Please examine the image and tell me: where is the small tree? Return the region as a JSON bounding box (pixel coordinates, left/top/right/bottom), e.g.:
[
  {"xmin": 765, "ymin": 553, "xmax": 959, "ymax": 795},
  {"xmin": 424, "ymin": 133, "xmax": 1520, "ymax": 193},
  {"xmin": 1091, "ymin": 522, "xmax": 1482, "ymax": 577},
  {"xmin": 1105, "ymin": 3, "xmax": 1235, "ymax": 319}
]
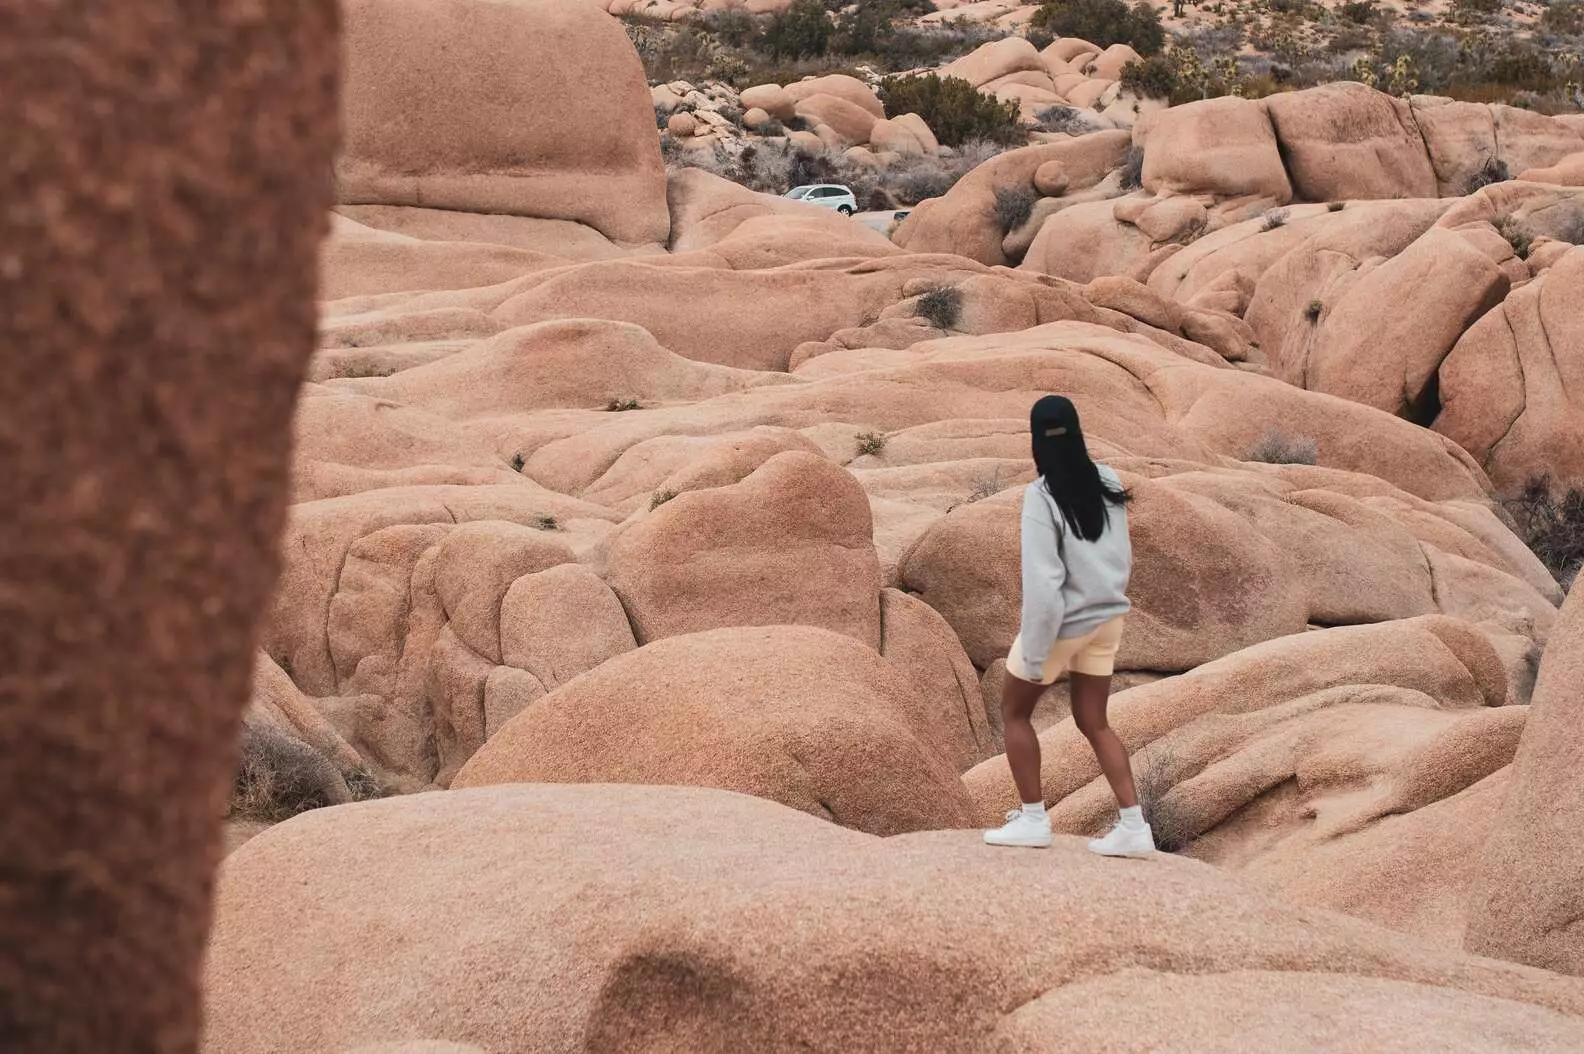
[
  {"xmin": 878, "ymin": 74, "xmax": 1023, "ymax": 146},
  {"xmin": 1031, "ymin": 0, "xmax": 1166, "ymax": 56},
  {"xmin": 760, "ymin": 0, "xmax": 832, "ymax": 59}
]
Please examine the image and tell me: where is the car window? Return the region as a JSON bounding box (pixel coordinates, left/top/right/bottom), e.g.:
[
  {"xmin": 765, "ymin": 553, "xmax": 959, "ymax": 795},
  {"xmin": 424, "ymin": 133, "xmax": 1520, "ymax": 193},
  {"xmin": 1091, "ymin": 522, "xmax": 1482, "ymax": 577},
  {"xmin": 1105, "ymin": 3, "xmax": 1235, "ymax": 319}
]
[
  {"xmin": 809, "ymin": 188, "xmax": 832, "ymax": 198},
  {"xmin": 786, "ymin": 186, "xmax": 810, "ymax": 199}
]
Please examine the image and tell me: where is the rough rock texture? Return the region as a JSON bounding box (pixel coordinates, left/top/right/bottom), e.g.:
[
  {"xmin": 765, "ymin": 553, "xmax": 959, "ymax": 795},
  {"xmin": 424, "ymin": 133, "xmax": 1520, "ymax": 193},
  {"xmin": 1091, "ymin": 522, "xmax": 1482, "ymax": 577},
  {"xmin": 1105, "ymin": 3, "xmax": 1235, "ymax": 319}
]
[
  {"xmin": 0, "ymin": 2, "xmax": 340, "ymax": 1050},
  {"xmin": 203, "ymin": 785, "xmax": 1584, "ymax": 1053},
  {"xmin": 1467, "ymin": 587, "xmax": 1584, "ymax": 974},
  {"xmin": 1436, "ymin": 247, "xmax": 1584, "ymax": 495},
  {"xmin": 1137, "ymin": 96, "xmax": 1292, "ymax": 203},
  {"xmin": 452, "ymin": 626, "xmax": 978, "ymax": 834},
  {"xmin": 338, "ymin": 0, "xmax": 668, "ymax": 244},
  {"xmin": 1264, "ymin": 83, "xmax": 1439, "ymax": 202},
  {"xmin": 964, "ymin": 617, "xmax": 1528, "ymax": 944},
  {"xmin": 892, "ymin": 133, "xmax": 1131, "ymax": 265},
  {"xmin": 605, "ymin": 451, "xmax": 884, "ymax": 647}
]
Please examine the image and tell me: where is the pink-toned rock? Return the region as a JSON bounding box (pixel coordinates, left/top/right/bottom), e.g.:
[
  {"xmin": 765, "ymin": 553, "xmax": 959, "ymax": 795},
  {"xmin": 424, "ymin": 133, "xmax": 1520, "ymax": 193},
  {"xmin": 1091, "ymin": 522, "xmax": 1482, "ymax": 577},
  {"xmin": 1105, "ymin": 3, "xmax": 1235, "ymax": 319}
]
[
  {"xmin": 942, "ymin": 35, "xmax": 1048, "ymax": 87},
  {"xmin": 878, "ymin": 588, "xmax": 995, "ymax": 771},
  {"xmin": 1520, "ymin": 150, "xmax": 1584, "ymax": 186},
  {"xmin": 740, "ymin": 82, "xmax": 797, "ymax": 121},
  {"xmin": 1467, "ymin": 585, "xmax": 1584, "ymax": 975},
  {"xmin": 204, "ymin": 784, "xmax": 1584, "ymax": 1053},
  {"xmin": 604, "ymin": 451, "xmax": 883, "ymax": 647},
  {"xmin": 498, "ymin": 564, "xmax": 635, "ymax": 690},
  {"xmin": 453, "ymin": 625, "xmax": 978, "ymax": 835},
  {"xmin": 1089, "ymin": 43, "xmax": 1141, "ymax": 80},
  {"xmin": 894, "ymin": 133, "xmax": 1132, "ymax": 265},
  {"xmin": 1436, "ymin": 246, "xmax": 1584, "ymax": 495},
  {"xmin": 1304, "ymin": 227, "xmax": 1510, "ymax": 420},
  {"xmin": 338, "ymin": 0, "xmax": 668, "ymax": 244},
  {"xmin": 1264, "ymin": 83, "xmax": 1438, "ymax": 202},
  {"xmin": 793, "ymin": 92, "xmax": 878, "ymax": 145},
  {"xmin": 782, "ymin": 74, "xmax": 883, "ymax": 118},
  {"xmin": 666, "ymin": 111, "xmax": 697, "ymax": 137},
  {"xmin": 1138, "ymin": 96, "xmax": 1292, "ymax": 203},
  {"xmin": 332, "ymin": 318, "xmax": 778, "ymax": 416},
  {"xmin": 870, "ymin": 115, "xmax": 936, "ymax": 156}
]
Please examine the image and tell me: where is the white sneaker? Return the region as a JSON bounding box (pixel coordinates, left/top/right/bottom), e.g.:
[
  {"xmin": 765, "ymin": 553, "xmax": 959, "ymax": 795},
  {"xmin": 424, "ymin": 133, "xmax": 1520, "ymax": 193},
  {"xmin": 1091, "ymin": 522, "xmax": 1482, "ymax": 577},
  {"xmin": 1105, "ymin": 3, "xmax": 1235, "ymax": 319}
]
[
  {"xmin": 1087, "ymin": 821, "xmax": 1156, "ymax": 858},
  {"xmin": 984, "ymin": 809, "xmax": 1053, "ymax": 848}
]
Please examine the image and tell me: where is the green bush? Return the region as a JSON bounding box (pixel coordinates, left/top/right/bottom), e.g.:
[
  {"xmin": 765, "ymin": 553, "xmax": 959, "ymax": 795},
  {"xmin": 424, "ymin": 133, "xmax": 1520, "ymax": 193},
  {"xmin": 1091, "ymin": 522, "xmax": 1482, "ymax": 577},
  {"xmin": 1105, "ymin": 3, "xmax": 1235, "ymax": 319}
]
[
  {"xmin": 1119, "ymin": 46, "xmax": 1245, "ymax": 104},
  {"xmin": 1119, "ymin": 54, "xmax": 1179, "ymax": 99},
  {"xmin": 1339, "ymin": 0, "xmax": 1378, "ymax": 23},
  {"xmin": 761, "ymin": 0, "xmax": 832, "ymax": 59},
  {"xmin": 1031, "ymin": 0, "xmax": 1166, "ymax": 56},
  {"xmin": 1450, "ymin": 0, "xmax": 1503, "ymax": 23},
  {"xmin": 878, "ymin": 73, "xmax": 1024, "ymax": 146}
]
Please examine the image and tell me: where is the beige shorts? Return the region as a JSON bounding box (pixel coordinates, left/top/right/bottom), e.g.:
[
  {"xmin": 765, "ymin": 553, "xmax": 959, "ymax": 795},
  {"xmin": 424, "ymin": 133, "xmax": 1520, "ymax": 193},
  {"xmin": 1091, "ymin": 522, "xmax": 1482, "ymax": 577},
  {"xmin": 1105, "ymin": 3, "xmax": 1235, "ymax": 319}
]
[{"xmin": 1006, "ymin": 616, "xmax": 1126, "ymax": 684}]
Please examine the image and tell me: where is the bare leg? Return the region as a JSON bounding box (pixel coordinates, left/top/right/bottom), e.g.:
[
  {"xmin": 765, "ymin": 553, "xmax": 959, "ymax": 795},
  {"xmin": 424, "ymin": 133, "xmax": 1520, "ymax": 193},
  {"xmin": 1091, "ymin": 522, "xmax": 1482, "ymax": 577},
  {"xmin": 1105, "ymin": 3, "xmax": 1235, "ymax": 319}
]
[
  {"xmin": 1069, "ymin": 672, "xmax": 1138, "ymax": 809},
  {"xmin": 1000, "ymin": 671, "xmax": 1047, "ymax": 804}
]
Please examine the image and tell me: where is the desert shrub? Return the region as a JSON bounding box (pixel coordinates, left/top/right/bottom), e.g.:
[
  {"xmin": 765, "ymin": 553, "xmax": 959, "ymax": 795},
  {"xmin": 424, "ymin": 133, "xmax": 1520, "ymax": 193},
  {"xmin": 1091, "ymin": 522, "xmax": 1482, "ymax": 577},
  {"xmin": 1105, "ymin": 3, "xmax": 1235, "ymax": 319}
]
[
  {"xmin": 231, "ymin": 725, "xmax": 354, "ymax": 823},
  {"xmin": 889, "ymin": 157, "xmax": 965, "ymax": 202},
  {"xmin": 879, "ymin": 73, "xmax": 1024, "ymax": 146},
  {"xmin": 1499, "ymin": 215, "xmax": 1534, "ymax": 259},
  {"xmin": 703, "ymin": 8, "xmax": 756, "ymax": 47},
  {"xmin": 1465, "ymin": 154, "xmax": 1511, "ymax": 193},
  {"xmin": 1135, "ymin": 742, "xmax": 1195, "ymax": 854},
  {"xmin": 1031, "ymin": 0, "xmax": 1166, "ymax": 55},
  {"xmin": 1120, "ymin": 45, "xmax": 1246, "ymax": 103},
  {"xmin": 510, "ymin": 453, "xmax": 525, "ymax": 472},
  {"xmin": 855, "ymin": 431, "xmax": 888, "ymax": 456},
  {"xmin": 1542, "ymin": 0, "xmax": 1584, "ymax": 35},
  {"xmin": 1304, "ymin": 299, "xmax": 1323, "ymax": 321},
  {"xmin": 1119, "ymin": 145, "xmax": 1144, "ymax": 190},
  {"xmin": 650, "ymin": 488, "xmax": 678, "ymax": 510},
  {"xmin": 706, "ymin": 52, "xmax": 750, "ymax": 85},
  {"xmin": 1340, "ymin": 0, "xmax": 1378, "ymax": 23},
  {"xmin": 1328, "ymin": 201, "xmax": 1347, "ymax": 211},
  {"xmin": 1246, "ymin": 427, "xmax": 1318, "ymax": 465},
  {"xmin": 1120, "ymin": 54, "xmax": 1180, "ymax": 98},
  {"xmin": 606, "ymin": 397, "xmax": 642, "ymax": 411},
  {"xmin": 760, "ymin": 0, "xmax": 833, "ymax": 59},
  {"xmin": 1505, "ymin": 479, "xmax": 1584, "ymax": 589},
  {"xmin": 1262, "ymin": 208, "xmax": 1289, "ymax": 231},
  {"xmin": 534, "ymin": 516, "xmax": 560, "ymax": 532},
  {"xmin": 966, "ymin": 470, "xmax": 1007, "ymax": 502},
  {"xmin": 1450, "ymin": 0, "xmax": 1504, "ymax": 23},
  {"xmin": 915, "ymin": 285, "xmax": 963, "ymax": 329},
  {"xmin": 1035, "ymin": 104, "xmax": 1090, "ymax": 134},
  {"xmin": 994, "ymin": 185, "xmax": 1038, "ymax": 232}
]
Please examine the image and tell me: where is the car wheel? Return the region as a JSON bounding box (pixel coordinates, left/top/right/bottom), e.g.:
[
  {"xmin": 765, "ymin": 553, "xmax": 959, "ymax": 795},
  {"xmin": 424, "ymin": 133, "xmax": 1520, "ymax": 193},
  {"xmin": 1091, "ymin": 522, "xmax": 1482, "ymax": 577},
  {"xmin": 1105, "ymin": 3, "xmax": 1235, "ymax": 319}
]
[{"xmin": 838, "ymin": 205, "xmax": 854, "ymax": 216}]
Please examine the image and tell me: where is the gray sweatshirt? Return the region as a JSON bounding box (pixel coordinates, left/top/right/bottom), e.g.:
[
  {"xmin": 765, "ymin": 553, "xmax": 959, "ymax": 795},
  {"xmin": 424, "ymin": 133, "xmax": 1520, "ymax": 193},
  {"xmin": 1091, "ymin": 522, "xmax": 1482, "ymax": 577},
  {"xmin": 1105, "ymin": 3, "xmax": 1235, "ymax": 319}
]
[{"xmin": 1018, "ymin": 465, "xmax": 1133, "ymax": 676}]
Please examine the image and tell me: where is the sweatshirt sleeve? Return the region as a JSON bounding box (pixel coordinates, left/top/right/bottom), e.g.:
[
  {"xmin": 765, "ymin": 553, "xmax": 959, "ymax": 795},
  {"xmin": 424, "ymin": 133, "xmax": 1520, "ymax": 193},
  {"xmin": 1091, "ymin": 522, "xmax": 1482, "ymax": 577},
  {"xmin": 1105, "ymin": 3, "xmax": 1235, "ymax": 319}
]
[{"xmin": 1018, "ymin": 485, "xmax": 1068, "ymax": 678}]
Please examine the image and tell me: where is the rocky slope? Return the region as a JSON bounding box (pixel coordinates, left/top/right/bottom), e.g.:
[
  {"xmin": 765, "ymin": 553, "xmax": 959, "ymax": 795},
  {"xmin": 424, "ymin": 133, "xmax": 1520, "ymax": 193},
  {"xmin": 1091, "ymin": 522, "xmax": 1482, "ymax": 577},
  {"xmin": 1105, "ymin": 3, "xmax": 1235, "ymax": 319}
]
[{"xmin": 208, "ymin": 0, "xmax": 1584, "ymax": 1048}]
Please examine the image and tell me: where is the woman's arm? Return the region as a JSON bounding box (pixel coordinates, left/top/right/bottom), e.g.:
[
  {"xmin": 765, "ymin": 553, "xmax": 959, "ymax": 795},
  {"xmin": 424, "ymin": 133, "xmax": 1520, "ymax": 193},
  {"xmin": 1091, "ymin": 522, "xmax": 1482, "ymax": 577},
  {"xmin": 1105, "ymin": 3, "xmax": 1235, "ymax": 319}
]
[{"xmin": 1017, "ymin": 485, "xmax": 1068, "ymax": 679}]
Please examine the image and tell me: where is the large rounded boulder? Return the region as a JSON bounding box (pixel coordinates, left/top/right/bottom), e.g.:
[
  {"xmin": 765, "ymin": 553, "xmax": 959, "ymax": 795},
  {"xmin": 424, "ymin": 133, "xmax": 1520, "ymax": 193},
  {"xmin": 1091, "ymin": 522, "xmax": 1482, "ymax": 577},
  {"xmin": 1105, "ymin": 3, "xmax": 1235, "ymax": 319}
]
[
  {"xmin": 338, "ymin": 0, "xmax": 668, "ymax": 244},
  {"xmin": 202, "ymin": 784, "xmax": 1584, "ymax": 1053},
  {"xmin": 452, "ymin": 625, "xmax": 978, "ymax": 835}
]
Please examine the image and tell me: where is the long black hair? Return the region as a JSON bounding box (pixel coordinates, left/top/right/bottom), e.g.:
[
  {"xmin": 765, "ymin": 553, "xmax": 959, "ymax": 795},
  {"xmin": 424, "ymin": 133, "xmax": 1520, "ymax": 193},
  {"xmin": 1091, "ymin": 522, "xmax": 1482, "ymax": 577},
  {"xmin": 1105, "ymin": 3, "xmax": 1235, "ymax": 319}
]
[{"xmin": 1030, "ymin": 395, "xmax": 1129, "ymax": 542}]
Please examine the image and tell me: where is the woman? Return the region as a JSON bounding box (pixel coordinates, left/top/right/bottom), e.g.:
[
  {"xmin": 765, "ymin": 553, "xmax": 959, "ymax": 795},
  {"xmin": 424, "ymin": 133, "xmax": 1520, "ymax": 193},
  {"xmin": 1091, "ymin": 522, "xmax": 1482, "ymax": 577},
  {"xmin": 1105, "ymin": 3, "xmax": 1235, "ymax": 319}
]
[{"xmin": 983, "ymin": 395, "xmax": 1154, "ymax": 857}]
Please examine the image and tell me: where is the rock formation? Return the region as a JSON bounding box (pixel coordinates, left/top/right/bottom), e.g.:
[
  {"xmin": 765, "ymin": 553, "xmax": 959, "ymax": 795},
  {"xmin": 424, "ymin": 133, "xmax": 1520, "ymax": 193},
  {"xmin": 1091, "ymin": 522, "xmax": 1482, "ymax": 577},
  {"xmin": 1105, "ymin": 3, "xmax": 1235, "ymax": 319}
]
[{"xmin": 0, "ymin": 2, "xmax": 340, "ymax": 1050}]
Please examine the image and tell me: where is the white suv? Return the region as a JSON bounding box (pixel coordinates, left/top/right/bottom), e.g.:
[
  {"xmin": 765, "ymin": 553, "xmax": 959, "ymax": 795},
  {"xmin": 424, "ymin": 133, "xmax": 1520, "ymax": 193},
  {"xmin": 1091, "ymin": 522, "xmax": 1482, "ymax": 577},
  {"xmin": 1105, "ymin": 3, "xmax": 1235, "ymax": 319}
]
[{"xmin": 785, "ymin": 184, "xmax": 858, "ymax": 215}]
